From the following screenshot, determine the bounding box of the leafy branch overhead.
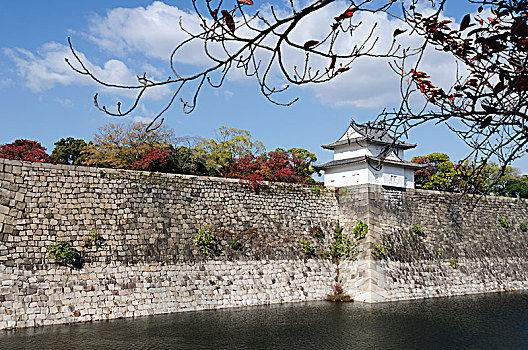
[66,0,528,193]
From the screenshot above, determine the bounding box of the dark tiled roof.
[322,120,416,150]
[313,155,425,170]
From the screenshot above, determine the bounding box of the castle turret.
[314,120,423,188]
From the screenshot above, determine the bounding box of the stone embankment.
[1,158,528,329]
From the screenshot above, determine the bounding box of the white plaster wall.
[404,168,415,189]
[367,164,417,189]
[382,165,405,187]
[324,164,368,187]
[333,144,370,160]
[325,163,415,188]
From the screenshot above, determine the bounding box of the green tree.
[167,146,209,176]
[483,164,528,198]
[195,126,265,176]
[501,176,528,199]
[51,137,87,165]
[274,147,318,180]
[412,153,459,191]
[412,153,527,196]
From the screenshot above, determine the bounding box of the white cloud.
[0,77,14,89]
[53,97,73,107]
[3,41,170,101]
[214,89,234,100]
[3,42,135,92]
[86,1,210,65]
[132,116,154,123]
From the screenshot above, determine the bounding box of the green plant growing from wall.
[412,224,424,236]
[311,185,323,195]
[309,225,324,239]
[352,220,368,239]
[373,240,394,259]
[449,258,458,269]
[520,223,527,232]
[498,217,509,228]
[329,224,358,261]
[298,238,314,256]
[194,227,217,256]
[47,241,81,267]
[230,237,241,250]
[436,248,442,256]
[82,231,103,248]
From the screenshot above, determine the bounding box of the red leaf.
[303,40,319,50]
[221,10,235,34]
[334,6,356,22]
[237,0,254,5]
[336,67,350,74]
[513,76,528,91]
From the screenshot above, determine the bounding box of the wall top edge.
[326,183,525,203]
[0,158,332,193]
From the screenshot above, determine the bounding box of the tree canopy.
[412,152,528,198]
[0,140,52,163]
[51,137,87,165]
[82,122,175,169]
[194,126,265,176]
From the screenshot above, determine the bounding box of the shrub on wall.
[498,217,509,228]
[230,237,241,250]
[352,220,368,239]
[520,223,527,232]
[298,238,315,257]
[309,226,324,239]
[194,227,217,256]
[82,232,103,248]
[449,258,458,269]
[329,224,358,261]
[412,224,424,236]
[373,240,394,259]
[47,241,81,267]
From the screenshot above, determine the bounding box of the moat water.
[1,292,528,350]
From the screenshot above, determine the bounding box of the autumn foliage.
[132,147,170,172]
[0,123,318,186]
[0,139,52,163]
[226,149,317,188]
[81,122,174,170]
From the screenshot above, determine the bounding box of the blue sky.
[1,1,526,176]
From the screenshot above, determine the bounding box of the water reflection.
[1,292,528,349]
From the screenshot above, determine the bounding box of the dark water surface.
[2,292,528,350]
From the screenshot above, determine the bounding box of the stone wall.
[0,159,342,329]
[352,185,528,302]
[2,159,528,329]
